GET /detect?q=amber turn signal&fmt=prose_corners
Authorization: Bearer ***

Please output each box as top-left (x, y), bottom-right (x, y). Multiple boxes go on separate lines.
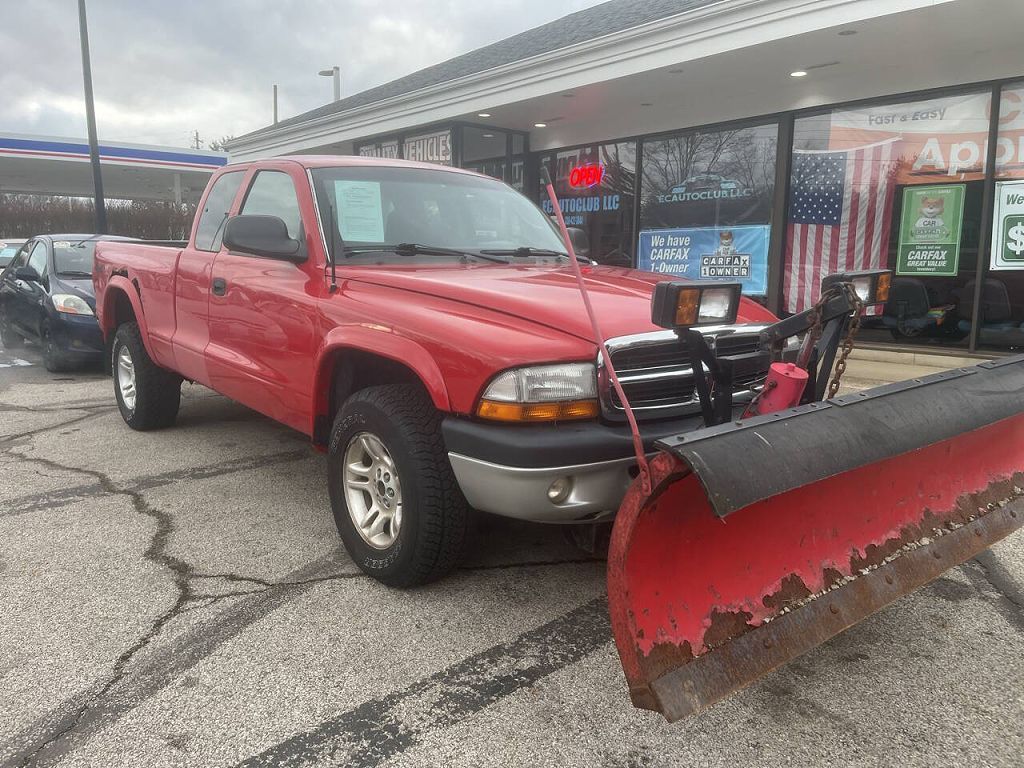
top-left (477, 399), bottom-right (600, 422)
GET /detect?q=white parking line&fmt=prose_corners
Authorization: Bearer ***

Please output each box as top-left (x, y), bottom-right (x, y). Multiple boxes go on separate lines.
top-left (0, 356), bottom-right (33, 368)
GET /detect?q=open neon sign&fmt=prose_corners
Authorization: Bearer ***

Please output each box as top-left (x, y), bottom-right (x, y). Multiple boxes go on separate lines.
top-left (568, 164), bottom-right (605, 188)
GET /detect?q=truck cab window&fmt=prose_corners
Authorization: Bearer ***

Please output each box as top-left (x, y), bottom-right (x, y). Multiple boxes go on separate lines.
top-left (194, 170), bottom-right (245, 252)
top-left (240, 171), bottom-right (302, 240)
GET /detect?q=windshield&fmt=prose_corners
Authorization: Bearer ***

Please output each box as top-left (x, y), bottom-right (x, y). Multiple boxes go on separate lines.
top-left (53, 240), bottom-right (99, 276)
top-left (310, 166), bottom-right (567, 262)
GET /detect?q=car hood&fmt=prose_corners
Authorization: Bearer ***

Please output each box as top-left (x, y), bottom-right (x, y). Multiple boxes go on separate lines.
top-left (341, 263), bottom-right (777, 341)
top-left (50, 275), bottom-right (96, 309)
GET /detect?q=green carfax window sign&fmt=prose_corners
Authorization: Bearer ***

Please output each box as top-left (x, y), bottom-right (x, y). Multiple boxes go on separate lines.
top-left (896, 184), bottom-right (966, 277)
top-left (991, 180), bottom-right (1024, 270)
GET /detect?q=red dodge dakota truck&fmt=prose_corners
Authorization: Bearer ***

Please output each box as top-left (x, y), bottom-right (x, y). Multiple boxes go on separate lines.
top-left (94, 156), bottom-right (782, 586)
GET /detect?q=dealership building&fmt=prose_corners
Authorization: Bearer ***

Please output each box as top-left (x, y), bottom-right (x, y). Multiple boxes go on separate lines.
top-left (227, 0), bottom-right (1024, 354)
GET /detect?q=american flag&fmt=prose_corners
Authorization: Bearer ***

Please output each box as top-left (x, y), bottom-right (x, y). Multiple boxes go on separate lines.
top-left (784, 139), bottom-right (898, 313)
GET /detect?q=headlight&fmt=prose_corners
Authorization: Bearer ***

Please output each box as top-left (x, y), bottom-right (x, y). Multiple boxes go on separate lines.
top-left (651, 281), bottom-right (741, 329)
top-left (477, 363), bottom-right (599, 422)
top-left (51, 294), bottom-right (94, 316)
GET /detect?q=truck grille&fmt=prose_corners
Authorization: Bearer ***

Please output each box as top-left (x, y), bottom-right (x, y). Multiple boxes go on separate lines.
top-left (600, 326), bottom-right (772, 421)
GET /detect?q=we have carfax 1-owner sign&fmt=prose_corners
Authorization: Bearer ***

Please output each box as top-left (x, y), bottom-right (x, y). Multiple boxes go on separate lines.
top-left (991, 180), bottom-right (1024, 271)
top-left (637, 225), bottom-right (770, 295)
top-left (896, 184), bottom-right (966, 276)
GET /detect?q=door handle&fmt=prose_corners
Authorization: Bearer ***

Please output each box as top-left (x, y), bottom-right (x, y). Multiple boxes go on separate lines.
top-left (212, 277), bottom-right (227, 296)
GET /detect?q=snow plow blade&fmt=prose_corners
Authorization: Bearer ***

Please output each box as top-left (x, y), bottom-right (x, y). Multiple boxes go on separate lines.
top-left (608, 356), bottom-right (1024, 722)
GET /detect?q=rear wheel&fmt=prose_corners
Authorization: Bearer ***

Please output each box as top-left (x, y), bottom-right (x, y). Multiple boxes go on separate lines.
top-left (112, 322), bottom-right (181, 430)
top-left (327, 384), bottom-right (470, 587)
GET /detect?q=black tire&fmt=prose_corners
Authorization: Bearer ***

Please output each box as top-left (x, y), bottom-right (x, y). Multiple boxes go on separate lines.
top-left (0, 315), bottom-right (23, 349)
top-left (327, 384), bottom-right (470, 587)
top-left (41, 321), bottom-right (71, 373)
top-left (112, 322), bottom-right (181, 430)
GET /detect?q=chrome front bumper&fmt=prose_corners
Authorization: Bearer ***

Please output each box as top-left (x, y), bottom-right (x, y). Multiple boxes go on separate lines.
top-left (447, 452), bottom-right (638, 523)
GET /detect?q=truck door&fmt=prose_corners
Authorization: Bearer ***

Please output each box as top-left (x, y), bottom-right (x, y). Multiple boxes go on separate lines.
top-left (171, 169), bottom-right (247, 384)
top-left (206, 167), bottom-right (319, 433)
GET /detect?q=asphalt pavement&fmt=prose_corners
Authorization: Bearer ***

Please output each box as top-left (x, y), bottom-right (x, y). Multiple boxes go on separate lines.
top-left (1, 342), bottom-right (1022, 767)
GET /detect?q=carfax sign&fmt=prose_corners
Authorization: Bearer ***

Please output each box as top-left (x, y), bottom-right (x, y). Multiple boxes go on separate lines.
top-left (637, 225), bottom-right (770, 295)
top-left (896, 184), bottom-right (965, 276)
top-left (990, 180), bottom-right (1024, 271)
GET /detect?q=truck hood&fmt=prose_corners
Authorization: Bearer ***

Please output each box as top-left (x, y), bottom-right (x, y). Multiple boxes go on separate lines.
top-left (342, 263), bottom-right (778, 341)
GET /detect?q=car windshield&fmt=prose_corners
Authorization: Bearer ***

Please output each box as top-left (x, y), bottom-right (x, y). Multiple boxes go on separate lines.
top-left (53, 240), bottom-right (99, 276)
top-left (310, 166), bottom-right (568, 263)
top-left (0, 242), bottom-right (24, 266)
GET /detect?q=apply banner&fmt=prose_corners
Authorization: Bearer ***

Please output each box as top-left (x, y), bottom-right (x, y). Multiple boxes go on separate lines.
top-left (826, 87), bottom-right (1024, 184)
top-left (637, 225), bottom-right (770, 295)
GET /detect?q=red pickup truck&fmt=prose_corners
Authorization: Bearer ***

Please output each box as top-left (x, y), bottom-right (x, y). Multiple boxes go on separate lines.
top-left (94, 156), bottom-right (781, 587)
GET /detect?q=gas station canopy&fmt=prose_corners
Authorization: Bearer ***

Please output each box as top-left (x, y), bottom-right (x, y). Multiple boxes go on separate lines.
top-left (0, 133), bottom-right (228, 203)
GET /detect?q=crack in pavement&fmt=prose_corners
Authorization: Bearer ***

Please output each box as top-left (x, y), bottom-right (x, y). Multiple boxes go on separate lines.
top-left (0, 448), bottom-right (312, 519)
top-left (0, 410), bottom-right (114, 449)
top-left (4, 449), bottom-right (194, 768)
top-left (965, 552), bottom-right (1024, 632)
top-left (234, 596), bottom-right (612, 768)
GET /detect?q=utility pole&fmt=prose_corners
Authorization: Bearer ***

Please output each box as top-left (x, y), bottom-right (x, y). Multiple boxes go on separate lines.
top-left (273, 84), bottom-right (279, 124)
top-left (192, 130), bottom-right (202, 150)
top-left (78, 0), bottom-right (106, 234)
top-left (319, 66), bottom-right (341, 102)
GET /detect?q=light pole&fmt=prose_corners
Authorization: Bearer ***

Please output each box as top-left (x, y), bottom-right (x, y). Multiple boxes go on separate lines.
top-left (78, 0), bottom-right (107, 234)
top-left (318, 66), bottom-right (341, 102)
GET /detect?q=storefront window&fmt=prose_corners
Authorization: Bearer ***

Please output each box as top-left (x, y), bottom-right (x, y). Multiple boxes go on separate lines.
top-left (357, 140), bottom-right (399, 159)
top-left (639, 124), bottom-right (777, 298)
top-left (539, 142), bottom-right (636, 267)
top-left (402, 129), bottom-right (452, 166)
top-left (462, 126), bottom-right (509, 182)
top-left (784, 90), bottom-right (992, 349)
top-left (983, 82), bottom-right (1024, 351)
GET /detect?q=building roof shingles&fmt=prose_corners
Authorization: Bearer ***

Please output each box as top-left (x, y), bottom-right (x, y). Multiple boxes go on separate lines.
top-left (235, 0), bottom-right (717, 143)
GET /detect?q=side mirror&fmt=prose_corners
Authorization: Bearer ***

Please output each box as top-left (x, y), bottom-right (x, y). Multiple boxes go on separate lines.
top-left (13, 266), bottom-right (41, 282)
top-left (565, 226), bottom-right (590, 257)
top-left (223, 215), bottom-right (303, 261)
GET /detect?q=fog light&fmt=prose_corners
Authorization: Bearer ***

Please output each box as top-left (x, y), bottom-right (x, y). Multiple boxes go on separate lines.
top-left (547, 477), bottom-right (573, 504)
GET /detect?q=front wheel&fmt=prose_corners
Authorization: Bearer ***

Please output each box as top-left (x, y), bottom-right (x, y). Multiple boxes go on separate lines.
top-left (112, 322), bottom-right (182, 430)
top-left (327, 384), bottom-right (470, 587)
top-left (0, 314), bottom-right (23, 349)
top-left (41, 321), bottom-right (71, 372)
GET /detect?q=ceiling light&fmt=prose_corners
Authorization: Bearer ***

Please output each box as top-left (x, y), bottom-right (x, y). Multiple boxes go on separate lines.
top-left (790, 70), bottom-right (808, 78)
top-left (477, 112), bottom-right (491, 118)
top-left (482, 133), bottom-right (495, 138)
top-left (533, 122), bottom-right (547, 128)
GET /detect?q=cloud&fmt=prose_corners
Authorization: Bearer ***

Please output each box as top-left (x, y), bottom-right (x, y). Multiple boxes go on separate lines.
top-left (0, 0), bottom-right (602, 148)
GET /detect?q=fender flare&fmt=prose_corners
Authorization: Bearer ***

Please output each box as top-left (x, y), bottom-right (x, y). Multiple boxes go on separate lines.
top-left (100, 276), bottom-right (158, 361)
top-left (313, 326), bottom-right (451, 428)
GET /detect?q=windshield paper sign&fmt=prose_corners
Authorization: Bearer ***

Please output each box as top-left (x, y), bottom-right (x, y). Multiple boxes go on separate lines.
top-left (991, 180), bottom-right (1024, 270)
top-left (638, 225), bottom-right (770, 295)
top-left (335, 180), bottom-right (385, 243)
top-left (896, 184), bottom-right (965, 276)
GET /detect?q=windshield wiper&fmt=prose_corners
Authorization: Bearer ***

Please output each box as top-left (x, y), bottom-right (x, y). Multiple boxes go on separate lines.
top-left (343, 243), bottom-right (505, 263)
top-left (56, 270), bottom-right (93, 278)
top-left (478, 247), bottom-right (568, 258)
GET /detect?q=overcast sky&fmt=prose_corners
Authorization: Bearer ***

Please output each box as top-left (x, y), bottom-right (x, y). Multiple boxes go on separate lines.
top-left (1, 0), bottom-right (602, 149)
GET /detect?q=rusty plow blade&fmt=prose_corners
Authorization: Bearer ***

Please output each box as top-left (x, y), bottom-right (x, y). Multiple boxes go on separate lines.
top-left (607, 356), bottom-right (1024, 721)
